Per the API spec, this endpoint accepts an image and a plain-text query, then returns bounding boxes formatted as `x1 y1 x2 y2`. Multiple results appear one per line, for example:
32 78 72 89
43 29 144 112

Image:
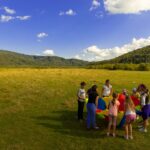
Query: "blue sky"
0 0 150 61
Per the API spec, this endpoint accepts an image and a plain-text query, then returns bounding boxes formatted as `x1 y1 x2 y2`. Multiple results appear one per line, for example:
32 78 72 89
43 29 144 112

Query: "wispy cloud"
3 7 16 14
0 6 31 23
74 36 150 61
95 11 104 18
59 9 76 16
16 16 31 20
0 15 31 22
90 0 100 11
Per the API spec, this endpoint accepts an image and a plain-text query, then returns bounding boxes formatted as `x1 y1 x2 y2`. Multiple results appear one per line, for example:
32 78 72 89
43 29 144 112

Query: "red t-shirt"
118 93 126 111
131 95 140 106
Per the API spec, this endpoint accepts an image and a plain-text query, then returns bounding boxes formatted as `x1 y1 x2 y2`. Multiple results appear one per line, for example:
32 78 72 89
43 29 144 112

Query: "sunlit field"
0 68 150 150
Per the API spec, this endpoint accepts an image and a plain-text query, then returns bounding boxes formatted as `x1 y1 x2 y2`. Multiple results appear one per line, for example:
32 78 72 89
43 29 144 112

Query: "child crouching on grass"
107 92 120 137
124 95 136 140
77 82 86 122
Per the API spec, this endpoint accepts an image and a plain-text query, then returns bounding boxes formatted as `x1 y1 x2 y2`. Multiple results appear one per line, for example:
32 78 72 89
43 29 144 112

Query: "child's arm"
101 87 104 97
110 87 113 96
124 103 127 115
77 90 82 100
95 96 99 108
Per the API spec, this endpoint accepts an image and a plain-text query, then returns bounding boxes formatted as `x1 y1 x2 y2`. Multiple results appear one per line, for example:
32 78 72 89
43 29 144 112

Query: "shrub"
137 63 149 71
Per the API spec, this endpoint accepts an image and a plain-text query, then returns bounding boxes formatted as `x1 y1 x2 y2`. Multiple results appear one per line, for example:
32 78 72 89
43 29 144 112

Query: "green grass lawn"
0 68 150 150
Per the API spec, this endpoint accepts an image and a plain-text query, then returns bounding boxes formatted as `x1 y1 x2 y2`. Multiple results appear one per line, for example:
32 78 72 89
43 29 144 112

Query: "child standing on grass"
107 92 120 137
102 79 113 97
139 95 150 133
87 85 99 130
77 82 86 122
124 96 136 140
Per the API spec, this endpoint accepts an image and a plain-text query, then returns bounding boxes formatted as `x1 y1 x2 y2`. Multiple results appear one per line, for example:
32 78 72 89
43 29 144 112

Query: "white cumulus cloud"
0 15 15 22
74 55 81 60
74 36 150 61
104 0 150 14
90 0 100 11
59 9 76 16
43 49 55 56
3 7 16 14
37 32 48 38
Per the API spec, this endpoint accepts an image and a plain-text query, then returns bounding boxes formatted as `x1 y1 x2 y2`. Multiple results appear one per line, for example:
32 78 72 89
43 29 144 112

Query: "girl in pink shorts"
107 92 120 137
124 95 136 140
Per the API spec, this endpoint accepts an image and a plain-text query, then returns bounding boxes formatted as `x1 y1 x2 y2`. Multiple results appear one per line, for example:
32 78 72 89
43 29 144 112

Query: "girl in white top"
102 79 113 97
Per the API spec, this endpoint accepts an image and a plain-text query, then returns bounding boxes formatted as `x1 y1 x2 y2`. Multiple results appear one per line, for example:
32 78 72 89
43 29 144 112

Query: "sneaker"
139 128 147 133
112 133 116 137
129 136 133 140
136 116 139 120
107 132 110 137
138 125 143 128
124 135 128 140
94 126 99 130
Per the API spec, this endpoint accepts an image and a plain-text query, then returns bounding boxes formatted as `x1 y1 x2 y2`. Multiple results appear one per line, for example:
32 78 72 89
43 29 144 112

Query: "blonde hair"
112 92 118 106
125 95 135 111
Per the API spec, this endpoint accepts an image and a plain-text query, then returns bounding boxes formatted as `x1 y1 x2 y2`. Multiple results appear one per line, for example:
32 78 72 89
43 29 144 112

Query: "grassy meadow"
0 68 150 150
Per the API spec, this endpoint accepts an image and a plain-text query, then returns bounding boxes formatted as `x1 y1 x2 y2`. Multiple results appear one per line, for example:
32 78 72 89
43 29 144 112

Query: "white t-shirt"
102 84 112 97
141 94 147 106
78 89 86 102
125 110 136 116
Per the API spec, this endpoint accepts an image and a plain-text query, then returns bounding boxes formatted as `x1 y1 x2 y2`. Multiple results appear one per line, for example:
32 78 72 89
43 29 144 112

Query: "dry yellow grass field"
0 68 150 150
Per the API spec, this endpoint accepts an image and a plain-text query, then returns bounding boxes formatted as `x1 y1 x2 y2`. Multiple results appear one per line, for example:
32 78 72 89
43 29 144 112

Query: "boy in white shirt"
77 82 86 121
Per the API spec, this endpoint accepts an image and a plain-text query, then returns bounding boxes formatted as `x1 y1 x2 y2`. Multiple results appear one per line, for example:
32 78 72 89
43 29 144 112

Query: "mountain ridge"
0 50 88 67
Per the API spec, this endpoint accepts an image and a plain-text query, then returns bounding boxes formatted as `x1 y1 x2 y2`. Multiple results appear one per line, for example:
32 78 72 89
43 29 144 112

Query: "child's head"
112 92 118 99
80 82 86 88
105 79 110 86
91 84 98 92
122 89 127 95
112 92 118 105
137 84 147 92
132 88 137 94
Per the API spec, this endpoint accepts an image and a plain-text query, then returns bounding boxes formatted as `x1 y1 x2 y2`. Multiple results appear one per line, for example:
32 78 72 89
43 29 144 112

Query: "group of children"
77 80 150 140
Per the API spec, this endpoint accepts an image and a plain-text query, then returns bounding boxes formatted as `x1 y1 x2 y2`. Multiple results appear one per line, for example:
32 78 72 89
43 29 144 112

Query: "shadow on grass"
33 110 109 139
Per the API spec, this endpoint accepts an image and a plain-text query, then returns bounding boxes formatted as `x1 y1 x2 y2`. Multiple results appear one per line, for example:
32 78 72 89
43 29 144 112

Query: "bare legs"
143 119 148 130
125 122 133 139
107 116 117 136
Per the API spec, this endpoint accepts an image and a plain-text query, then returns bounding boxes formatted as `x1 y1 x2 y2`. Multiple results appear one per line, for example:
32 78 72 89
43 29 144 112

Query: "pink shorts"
126 114 136 123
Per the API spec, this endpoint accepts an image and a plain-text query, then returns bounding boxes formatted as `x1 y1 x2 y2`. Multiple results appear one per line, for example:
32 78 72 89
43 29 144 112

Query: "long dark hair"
91 85 98 92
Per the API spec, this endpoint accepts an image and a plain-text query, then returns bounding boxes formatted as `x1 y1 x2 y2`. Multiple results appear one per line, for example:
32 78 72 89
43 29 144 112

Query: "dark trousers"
78 100 85 120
